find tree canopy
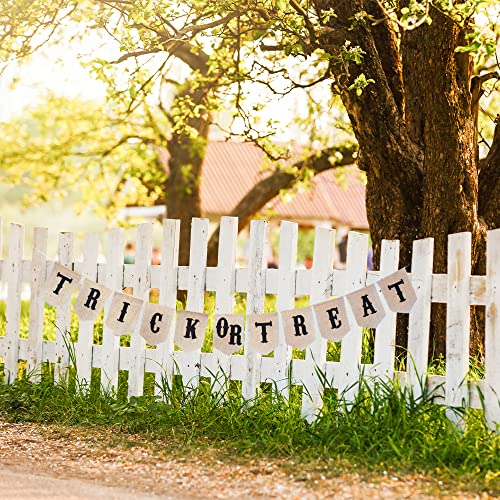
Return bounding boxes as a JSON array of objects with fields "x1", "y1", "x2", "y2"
[{"x1": 1, "y1": 0, "x2": 499, "y2": 353}]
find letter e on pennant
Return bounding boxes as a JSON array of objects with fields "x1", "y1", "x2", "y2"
[{"x1": 312, "y1": 296, "x2": 351, "y2": 342}]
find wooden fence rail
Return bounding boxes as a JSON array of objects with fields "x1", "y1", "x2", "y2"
[{"x1": 0, "y1": 216, "x2": 498, "y2": 427}]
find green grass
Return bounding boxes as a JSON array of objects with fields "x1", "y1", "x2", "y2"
[
  {"x1": 0, "y1": 298, "x2": 497, "y2": 493},
  {"x1": 0, "y1": 366, "x2": 498, "y2": 494}
]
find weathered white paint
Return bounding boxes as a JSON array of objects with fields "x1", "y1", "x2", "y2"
[
  {"x1": 242, "y1": 220, "x2": 267, "y2": 403},
  {"x1": 4, "y1": 224, "x2": 24, "y2": 383},
  {"x1": 407, "y1": 238, "x2": 434, "y2": 399},
  {"x1": 0, "y1": 221, "x2": 498, "y2": 428},
  {"x1": 301, "y1": 226, "x2": 335, "y2": 420},
  {"x1": 373, "y1": 240, "x2": 399, "y2": 380},
  {"x1": 77, "y1": 232, "x2": 99, "y2": 387},
  {"x1": 26, "y1": 227, "x2": 48, "y2": 380},
  {"x1": 212, "y1": 216, "x2": 238, "y2": 396},
  {"x1": 485, "y1": 228, "x2": 500, "y2": 428},
  {"x1": 445, "y1": 232, "x2": 471, "y2": 427},
  {"x1": 100, "y1": 227, "x2": 124, "y2": 392},
  {"x1": 128, "y1": 223, "x2": 153, "y2": 398}
]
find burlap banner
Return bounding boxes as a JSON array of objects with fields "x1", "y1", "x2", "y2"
[
  {"x1": 312, "y1": 296, "x2": 351, "y2": 342},
  {"x1": 43, "y1": 263, "x2": 81, "y2": 307},
  {"x1": 247, "y1": 312, "x2": 279, "y2": 355},
  {"x1": 42, "y1": 263, "x2": 418, "y2": 353},
  {"x1": 174, "y1": 310, "x2": 208, "y2": 352},
  {"x1": 73, "y1": 278, "x2": 113, "y2": 321},
  {"x1": 140, "y1": 302, "x2": 176, "y2": 346},
  {"x1": 105, "y1": 291, "x2": 144, "y2": 336},
  {"x1": 213, "y1": 313, "x2": 245, "y2": 355}
]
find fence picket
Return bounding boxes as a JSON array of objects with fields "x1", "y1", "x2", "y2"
[
  {"x1": 213, "y1": 216, "x2": 238, "y2": 395},
  {"x1": 4, "y1": 224, "x2": 24, "y2": 383},
  {"x1": 100, "y1": 228, "x2": 124, "y2": 392},
  {"x1": 274, "y1": 221, "x2": 298, "y2": 397},
  {"x1": 301, "y1": 226, "x2": 335, "y2": 420},
  {"x1": 0, "y1": 216, "x2": 497, "y2": 427},
  {"x1": 76, "y1": 232, "x2": 99, "y2": 386},
  {"x1": 407, "y1": 238, "x2": 434, "y2": 399},
  {"x1": 242, "y1": 220, "x2": 267, "y2": 403},
  {"x1": 485, "y1": 228, "x2": 500, "y2": 428},
  {"x1": 179, "y1": 218, "x2": 209, "y2": 389},
  {"x1": 128, "y1": 223, "x2": 153, "y2": 398},
  {"x1": 372, "y1": 240, "x2": 400, "y2": 380},
  {"x1": 54, "y1": 231, "x2": 74, "y2": 383},
  {"x1": 26, "y1": 227, "x2": 48, "y2": 380},
  {"x1": 155, "y1": 219, "x2": 180, "y2": 398},
  {"x1": 445, "y1": 232, "x2": 471, "y2": 426},
  {"x1": 338, "y1": 232, "x2": 369, "y2": 403}
]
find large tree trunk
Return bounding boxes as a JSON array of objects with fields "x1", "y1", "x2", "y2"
[
  {"x1": 317, "y1": 1, "x2": 498, "y2": 357},
  {"x1": 165, "y1": 112, "x2": 209, "y2": 267}
]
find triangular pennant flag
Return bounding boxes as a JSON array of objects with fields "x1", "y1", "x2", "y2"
[
  {"x1": 280, "y1": 306, "x2": 316, "y2": 349},
  {"x1": 312, "y1": 296, "x2": 351, "y2": 342},
  {"x1": 105, "y1": 291, "x2": 144, "y2": 336},
  {"x1": 73, "y1": 279, "x2": 113, "y2": 321},
  {"x1": 346, "y1": 284, "x2": 386, "y2": 328},
  {"x1": 213, "y1": 313, "x2": 245, "y2": 355},
  {"x1": 174, "y1": 310, "x2": 208, "y2": 352},
  {"x1": 140, "y1": 302, "x2": 176, "y2": 346},
  {"x1": 247, "y1": 312, "x2": 279, "y2": 355},
  {"x1": 43, "y1": 263, "x2": 81, "y2": 307},
  {"x1": 377, "y1": 268, "x2": 417, "y2": 313}
]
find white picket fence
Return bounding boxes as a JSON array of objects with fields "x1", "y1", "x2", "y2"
[{"x1": 0, "y1": 216, "x2": 499, "y2": 427}]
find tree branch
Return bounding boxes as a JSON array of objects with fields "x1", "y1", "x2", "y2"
[{"x1": 206, "y1": 144, "x2": 357, "y2": 266}]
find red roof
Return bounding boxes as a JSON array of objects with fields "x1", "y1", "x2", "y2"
[{"x1": 201, "y1": 141, "x2": 368, "y2": 230}]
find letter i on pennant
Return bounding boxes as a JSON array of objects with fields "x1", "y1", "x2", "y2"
[
  {"x1": 174, "y1": 310, "x2": 208, "y2": 352},
  {"x1": 43, "y1": 262, "x2": 81, "y2": 307},
  {"x1": 105, "y1": 291, "x2": 144, "y2": 336},
  {"x1": 73, "y1": 279, "x2": 113, "y2": 321}
]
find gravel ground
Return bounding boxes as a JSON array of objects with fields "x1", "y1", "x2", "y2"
[{"x1": 0, "y1": 421, "x2": 490, "y2": 499}]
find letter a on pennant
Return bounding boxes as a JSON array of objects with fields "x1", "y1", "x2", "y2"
[
  {"x1": 312, "y1": 296, "x2": 351, "y2": 342},
  {"x1": 139, "y1": 302, "x2": 175, "y2": 346},
  {"x1": 105, "y1": 291, "x2": 144, "y2": 336},
  {"x1": 247, "y1": 312, "x2": 279, "y2": 355},
  {"x1": 43, "y1": 263, "x2": 81, "y2": 307},
  {"x1": 73, "y1": 279, "x2": 113, "y2": 321},
  {"x1": 280, "y1": 306, "x2": 316, "y2": 349},
  {"x1": 174, "y1": 310, "x2": 208, "y2": 352},
  {"x1": 346, "y1": 284, "x2": 386, "y2": 328},
  {"x1": 377, "y1": 268, "x2": 417, "y2": 313},
  {"x1": 213, "y1": 313, "x2": 245, "y2": 355}
]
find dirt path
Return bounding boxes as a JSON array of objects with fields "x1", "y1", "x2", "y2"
[{"x1": 0, "y1": 421, "x2": 488, "y2": 499}]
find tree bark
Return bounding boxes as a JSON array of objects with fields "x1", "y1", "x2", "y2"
[{"x1": 315, "y1": 1, "x2": 498, "y2": 357}]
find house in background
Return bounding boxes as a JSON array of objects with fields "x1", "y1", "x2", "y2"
[
  {"x1": 119, "y1": 140, "x2": 368, "y2": 266},
  {"x1": 120, "y1": 140, "x2": 367, "y2": 229}
]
